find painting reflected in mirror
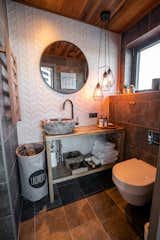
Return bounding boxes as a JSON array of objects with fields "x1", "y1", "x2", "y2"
[{"x1": 40, "y1": 41, "x2": 89, "y2": 94}]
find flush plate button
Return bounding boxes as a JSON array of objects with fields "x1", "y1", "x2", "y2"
[{"x1": 148, "y1": 130, "x2": 160, "y2": 145}]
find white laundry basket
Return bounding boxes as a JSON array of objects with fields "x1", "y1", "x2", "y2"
[{"x1": 16, "y1": 143, "x2": 48, "y2": 202}]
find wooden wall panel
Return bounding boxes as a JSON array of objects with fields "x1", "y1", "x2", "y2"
[
  {"x1": 6, "y1": 40, "x2": 21, "y2": 123},
  {"x1": 0, "y1": 40, "x2": 21, "y2": 124}
]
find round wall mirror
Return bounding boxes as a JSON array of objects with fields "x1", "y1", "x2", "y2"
[{"x1": 40, "y1": 41, "x2": 89, "y2": 94}]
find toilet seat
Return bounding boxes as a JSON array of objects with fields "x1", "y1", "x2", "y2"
[
  {"x1": 112, "y1": 158, "x2": 156, "y2": 187},
  {"x1": 112, "y1": 158, "x2": 157, "y2": 206}
]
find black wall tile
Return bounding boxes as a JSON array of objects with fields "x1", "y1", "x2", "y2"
[
  {"x1": 4, "y1": 128, "x2": 18, "y2": 181},
  {"x1": 0, "y1": 148, "x2": 6, "y2": 183},
  {"x1": 9, "y1": 162, "x2": 20, "y2": 210},
  {"x1": 0, "y1": 182, "x2": 11, "y2": 217},
  {"x1": 0, "y1": 215, "x2": 15, "y2": 240},
  {"x1": 0, "y1": 1, "x2": 20, "y2": 239},
  {"x1": 13, "y1": 197, "x2": 22, "y2": 236}
]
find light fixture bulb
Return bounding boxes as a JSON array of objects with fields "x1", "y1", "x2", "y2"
[
  {"x1": 93, "y1": 83, "x2": 103, "y2": 100},
  {"x1": 102, "y1": 68, "x2": 114, "y2": 90}
]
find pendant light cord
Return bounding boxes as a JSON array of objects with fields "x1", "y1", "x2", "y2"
[
  {"x1": 97, "y1": 12, "x2": 110, "y2": 83},
  {"x1": 108, "y1": 30, "x2": 110, "y2": 68},
  {"x1": 104, "y1": 24, "x2": 107, "y2": 71},
  {"x1": 98, "y1": 28, "x2": 102, "y2": 83}
]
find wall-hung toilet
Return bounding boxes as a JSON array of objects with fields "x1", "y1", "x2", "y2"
[{"x1": 112, "y1": 158, "x2": 156, "y2": 206}]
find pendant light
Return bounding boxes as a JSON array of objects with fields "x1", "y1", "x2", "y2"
[
  {"x1": 93, "y1": 24, "x2": 103, "y2": 100},
  {"x1": 102, "y1": 27, "x2": 115, "y2": 90},
  {"x1": 93, "y1": 82, "x2": 103, "y2": 100},
  {"x1": 93, "y1": 11, "x2": 115, "y2": 99}
]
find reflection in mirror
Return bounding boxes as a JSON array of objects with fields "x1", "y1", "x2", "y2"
[{"x1": 40, "y1": 41, "x2": 89, "y2": 94}]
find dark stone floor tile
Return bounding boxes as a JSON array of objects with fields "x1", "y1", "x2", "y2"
[
  {"x1": 22, "y1": 197, "x2": 35, "y2": 208},
  {"x1": 106, "y1": 187, "x2": 128, "y2": 213},
  {"x1": 97, "y1": 169, "x2": 114, "y2": 189},
  {"x1": 57, "y1": 178, "x2": 76, "y2": 187},
  {"x1": 64, "y1": 199, "x2": 96, "y2": 230},
  {"x1": 70, "y1": 219, "x2": 108, "y2": 240},
  {"x1": 19, "y1": 217, "x2": 35, "y2": 240},
  {"x1": 58, "y1": 181, "x2": 83, "y2": 205},
  {"x1": 20, "y1": 186, "x2": 141, "y2": 240},
  {"x1": 77, "y1": 173, "x2": 104, "y2": 197},
  {"x1": 47, "y1": 185, "x2": 62, "y2": 210},
  {"x1": 34, "y1": 186, "x2": 62, "y2": 213},
  {"x1": 35, "y1": 195, "x2": 49, "y2": 214},
  {"x1": 36, "y1": 207, "x2": 71, "y2": 240},
  {"x1": 21, "y1": 198, "x2": 35, "y2": 222},
  {"x1": 125, "y1": 203, "x2": 151, "y2": 238},
  {"x1": 103, "y1": 206, "x2": 140, "y2": 240},
  {"x1": 88, "y1": 191, "x2": 118, "y2": 223}
]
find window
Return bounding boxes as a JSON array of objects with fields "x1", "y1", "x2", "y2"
[
  {"x1": 136, "y1": 41, "x2": 160, "y2": 91},
  {"x1": 41, "y1": 66, "x2": 54, "y2": 88}
]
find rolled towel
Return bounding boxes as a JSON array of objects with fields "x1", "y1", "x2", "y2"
[
  {"x1": 93, "y1": 150, "x2": 118, "y2": 159},
  {"x1": 101, "y1": 156, "x2": 118, "y2": 165}
]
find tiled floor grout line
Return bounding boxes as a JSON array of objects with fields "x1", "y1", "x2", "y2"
[
  {"x1": 105, "y1": 190, "x2": 143, "y2": 240},
  {"x1": 20, "y1": 171, "x2": 126, "y2": 240},
  {"x1": 104, "y1": 190, "x2": 129, "y2": 221},
  {"x1": 86, "y1": 196, "x2": 112, "y2": 240},
  {"x1": 104, "y1": 189, "x2": 126, "y2": 215},
  {"x1": 62, "y1": 206, "x2": 74, "y2": 240},
  {"x1": 105, "y1": 189, "x2": 137, "y2": 226},
  {"x1": 19, "y1": 188, "x2": 142, "y2": 240}
]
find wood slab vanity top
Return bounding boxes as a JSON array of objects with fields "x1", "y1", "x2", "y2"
[{"x1": 44, "y1": 125, "x2": 124, "y2": 140}]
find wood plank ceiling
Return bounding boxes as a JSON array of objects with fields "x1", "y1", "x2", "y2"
[
  {"x1": 14, "y1": 0, "x2": 160, "y2": 32},
  {"x1": 44, "y1": 41, "x2": 85, "y2": 60}
]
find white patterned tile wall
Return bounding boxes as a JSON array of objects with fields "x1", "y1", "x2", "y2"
[{"x1": 7, "y1": 1, "x2": 121, "y2": 144}]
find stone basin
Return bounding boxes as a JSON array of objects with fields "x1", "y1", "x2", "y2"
[{"x1": 42, "y1": 119, "x2": 76, "y2": 135}]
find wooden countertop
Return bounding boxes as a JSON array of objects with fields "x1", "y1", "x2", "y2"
[{"x1": 44, "y1": 125, "x2": 124, "y2": 140}]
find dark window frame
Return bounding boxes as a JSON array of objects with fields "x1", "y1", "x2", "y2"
[{"x1": 129, "y1": 36, "x2": 160, "y2": 92}]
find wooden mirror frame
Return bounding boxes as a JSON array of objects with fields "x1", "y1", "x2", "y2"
[{"x1": 40, "y1": 41, "x2": 89, "y2": 94}]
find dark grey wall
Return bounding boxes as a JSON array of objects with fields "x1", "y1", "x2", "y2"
[{"x1": 0, "y1": 0, "x2": 20, "y2": 239}]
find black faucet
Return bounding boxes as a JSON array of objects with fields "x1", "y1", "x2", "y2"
[{"x1": 62, "y1": 99, "x2": 74, "y2": 120}]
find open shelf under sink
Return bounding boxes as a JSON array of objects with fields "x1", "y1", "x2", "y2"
[{"x1": 52, "y1": 162, "x2": 115, "y2": 184}]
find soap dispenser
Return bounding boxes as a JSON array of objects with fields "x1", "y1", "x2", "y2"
[{"x1": 98, "y1": 115, "x2": 104, "y2": 128}]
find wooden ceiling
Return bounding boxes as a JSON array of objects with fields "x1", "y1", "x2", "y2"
[
  {"x1": 44, "y1": 41, "x2": 85, "y2": 60},
  {"x1": 14, "y1": 0, "x2": 160, "y2": 32}
]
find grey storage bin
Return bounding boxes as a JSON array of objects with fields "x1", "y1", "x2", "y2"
[
  {"x1": 16, "y1": 143, "x2": 48, "y2": 202},
  {"x1": 63, "y1": 151, "x2": 84, "y2": 168}
]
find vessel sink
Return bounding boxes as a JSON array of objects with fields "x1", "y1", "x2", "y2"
[{"x1": 42, "y1": 119, "x2": 76, "y2": 135}]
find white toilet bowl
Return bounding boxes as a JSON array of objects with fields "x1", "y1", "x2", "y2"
[{"x1": 112, "y1": 158, "x2": 156, "y2": 206}]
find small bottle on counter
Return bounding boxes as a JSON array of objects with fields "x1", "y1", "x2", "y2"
[
  {"x1": 103, "y1": 115, "x2": 108, "y2": 128},
  {"x1": 98, "y1": 115, "x2": 104, "y2": 128},
  {"x1": 127, "y1": 84, "x2": 135, "y2": 94}
]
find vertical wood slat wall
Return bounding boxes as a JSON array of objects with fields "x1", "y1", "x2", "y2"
[{"x1": 0, "y1": 39, "x2": 20, "y2": 123}]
